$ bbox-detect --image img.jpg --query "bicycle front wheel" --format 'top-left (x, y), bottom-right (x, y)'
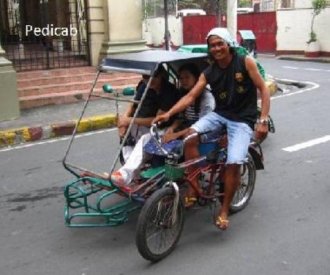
top-left (135, 187), bottom-right (184, 262)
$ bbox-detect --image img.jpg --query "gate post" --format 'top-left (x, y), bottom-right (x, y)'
top-left (100, 0), bottom-right (147, 58)
top-left (0, 37), bottom-right (20, 121)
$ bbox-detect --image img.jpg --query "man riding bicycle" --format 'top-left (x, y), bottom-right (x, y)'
top-left (153, 27), bottom-right (270, 230)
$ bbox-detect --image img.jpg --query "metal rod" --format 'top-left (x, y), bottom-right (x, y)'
top-left (91, 94), bottom-right (140, 103)
top-left (108, 65), bottom-right (158, 174)
top-left (62, 70), bottom-right (101, 177)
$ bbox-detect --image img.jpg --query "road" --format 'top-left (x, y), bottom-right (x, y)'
top-left (0, 57), bottom-right (329, 275)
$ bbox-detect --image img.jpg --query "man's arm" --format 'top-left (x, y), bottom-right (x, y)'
top-left (245, 56), bottom-right (270, 119)
top-left (245, 56), bottom-right (270, 140)
top-left (153, 74), bottom-right (207, 124)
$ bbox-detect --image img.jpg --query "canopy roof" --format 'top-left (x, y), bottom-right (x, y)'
top-left (100, 50), bottom-right (208, 75)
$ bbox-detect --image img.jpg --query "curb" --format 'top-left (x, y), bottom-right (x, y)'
top-left (277, 56), bottom-right (330, 63)
top-left (0, 114), bottom-right (117, 148)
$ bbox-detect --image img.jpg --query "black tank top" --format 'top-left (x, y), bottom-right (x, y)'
top-left (203, 54), bottom-right (257, 129)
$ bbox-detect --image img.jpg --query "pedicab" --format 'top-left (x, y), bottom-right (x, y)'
top-left (62, 49), bottom-right (264, 261)
top-left (62, 49), bottom-right (210, 227)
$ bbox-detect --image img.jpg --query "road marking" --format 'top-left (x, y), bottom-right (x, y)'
top-left (0, 128), bottom-right (116, 153)
top-left (305, 68), bottom-right (323, 72)
top-left (283, 66), bottom-right (330, 73)
top-left (283, 66), bottom-right (299, 70)
top-left (282, 135), bottom-right (330, 152)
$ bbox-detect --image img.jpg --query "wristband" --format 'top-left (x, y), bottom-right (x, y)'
top-left (257, 118), bottom-right (269, 125)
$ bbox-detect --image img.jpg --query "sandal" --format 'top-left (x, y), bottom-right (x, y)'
top-left (184, 196), bottom-right (197, 208)
top-left (215, 216), bottom-right (229, 230)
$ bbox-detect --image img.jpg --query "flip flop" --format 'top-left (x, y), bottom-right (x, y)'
top-left (215, 216), bottom-right (229, 230)
top-left (184, 196), bottom-right (197, 208)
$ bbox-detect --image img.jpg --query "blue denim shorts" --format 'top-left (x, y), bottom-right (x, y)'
top-left (191, 112), bottom-right (253, 164)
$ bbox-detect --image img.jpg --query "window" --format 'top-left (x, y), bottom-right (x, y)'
top-left (280, 0), bottom-right (294, 9)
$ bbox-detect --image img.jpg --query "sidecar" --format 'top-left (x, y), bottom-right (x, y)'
top-left (62, 49), bottom-right (209, 227)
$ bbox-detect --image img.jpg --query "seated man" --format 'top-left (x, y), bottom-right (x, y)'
top-left (153, 27), bottom-right (270, 230)
top-left (117, 66), bottom-right (180, 162)
top-left (111, 65), bottom-right (181, 182)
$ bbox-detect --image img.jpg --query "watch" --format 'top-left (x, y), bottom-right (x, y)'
top-left (257, 118), bottom-right (269, 125)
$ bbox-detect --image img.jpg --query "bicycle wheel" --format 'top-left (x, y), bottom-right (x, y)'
top-left (135, 187), bottom-right (184, 262)
top-left (230, 153), bottom-right (256, 213)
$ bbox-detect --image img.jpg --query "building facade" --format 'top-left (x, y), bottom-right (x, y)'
top-left (0, 0), bottom-right (146, 72)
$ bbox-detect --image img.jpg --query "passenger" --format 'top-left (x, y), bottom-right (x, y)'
top-left (162, 63), bottom-right (215, 144)
top-left (118, 66), bottom-right (179, 162)
top-left (111, 63), bottom-right (214, 186)
top-left (153, 27), bottom-right (270, 230)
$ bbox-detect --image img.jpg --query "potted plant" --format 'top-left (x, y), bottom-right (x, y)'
top-left (305, 0), bottom-right (327, 57)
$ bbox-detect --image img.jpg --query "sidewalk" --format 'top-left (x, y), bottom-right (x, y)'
top-left (1, 54), bottom-right (328, 148)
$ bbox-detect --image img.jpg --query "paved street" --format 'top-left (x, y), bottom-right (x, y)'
top-left (0, 57), bottom-right (330, 275)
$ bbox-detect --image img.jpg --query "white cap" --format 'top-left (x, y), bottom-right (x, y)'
top-left (206, 27), bottom-right (237, 47)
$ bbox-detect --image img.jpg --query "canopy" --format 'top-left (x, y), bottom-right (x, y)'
top-left (99, 50), bottom-right (208, 75)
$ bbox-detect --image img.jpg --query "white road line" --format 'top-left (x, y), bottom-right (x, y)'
top-left (0, 128), bottom-right (116, 153)
top-left (283, 66), bottom-right (329, 73)
top-left (305, 68), bottom-right (323, 72)
top-left (283, 66), bottom-right (299, 70)
top-left (282, 135), bottom-right (330, 152)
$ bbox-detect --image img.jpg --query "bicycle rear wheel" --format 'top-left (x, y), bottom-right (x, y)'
top-left (135, 187), bottom-right (184, 262)
top-left (230, 153), bottom-right (256, 213)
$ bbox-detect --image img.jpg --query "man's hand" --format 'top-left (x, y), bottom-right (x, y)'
top-left (117, 115), bottom-right (131, 138)
top-left (162, 132), bottom-right (180, 144)
top-left (152, 112), bottom-right (170, 125)
top-left (255, 123), bottom-right (268, 142)
top-left (118, 116), bottom-right (131, 127)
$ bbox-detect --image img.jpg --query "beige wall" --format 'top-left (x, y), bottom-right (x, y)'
top-left (99, 0), bottom-right (147, 57)
top-left (0, 58), bottom-right (19, 121)
top-left (107, 0), bottom-right (143, 41)
top-left (277, 7), bottom-right (330, 53)
top-left (86, 0), bottom-right (105, 66)
top-left (87, 0), bottom-right (146, 65)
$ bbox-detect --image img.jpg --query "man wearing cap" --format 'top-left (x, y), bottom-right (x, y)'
top-left (153, 27), bottom-right (270, 230)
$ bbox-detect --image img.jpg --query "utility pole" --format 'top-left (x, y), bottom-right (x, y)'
top-left (164, 0), bottom-right (170, 50)
top-left (216, 0), bottom-right (221, 27)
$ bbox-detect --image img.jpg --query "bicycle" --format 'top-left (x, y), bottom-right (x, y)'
top-left (135, 124), bottom-right (263, 262)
